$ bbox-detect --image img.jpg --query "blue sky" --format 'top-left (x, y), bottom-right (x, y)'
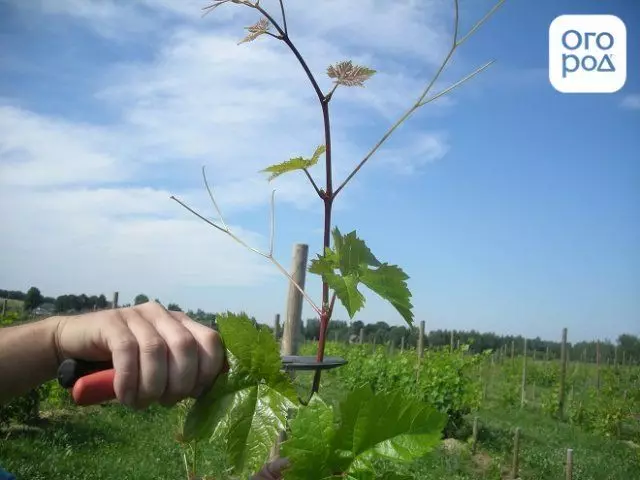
top-left (0, 0), bottom-right (638, 343)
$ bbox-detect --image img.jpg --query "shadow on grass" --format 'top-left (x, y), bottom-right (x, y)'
top-left (1, 408), bottom-right (122, 450)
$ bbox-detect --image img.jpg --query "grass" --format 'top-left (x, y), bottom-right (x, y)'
top-left (0, 298), bottom-right (23, 312)
top-left (1, 354), bottom-right (639, 479)
top-left (0, 402), bottom-right (228, 480)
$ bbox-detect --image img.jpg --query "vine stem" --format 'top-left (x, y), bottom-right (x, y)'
top-left (333, 0), bottom-right (506, 198)
top-left (189, 0), bottom-right (505, 398)
top-left (252, 2), bottom-right (334, 390)
top-left (169, 188), bottom-right (322, 317)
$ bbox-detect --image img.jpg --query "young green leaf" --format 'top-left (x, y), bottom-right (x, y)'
top-left (261, 145), bottom-right (326, 181)
top-left (281, 386), bottom-right (446, 479)
top-left (239, 17), bottom-right (270, 45)
top-left (182, 312), bottom-right (297, 476)
top-left (327, 60), bottom-right (376, 87)
top-left (309, 228), bottom-right (414, 325)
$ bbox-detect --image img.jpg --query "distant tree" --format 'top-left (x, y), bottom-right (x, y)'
top-left (23, 287), bottom-right (44, 311)
top-left (167, 303), bottom-right (182, 312)
top-left (134, 294), bottom-right (150, 305)
top-left (350, 320), bottom-right (364, 335)
top-left (96, 294), bottom-right (108, 309)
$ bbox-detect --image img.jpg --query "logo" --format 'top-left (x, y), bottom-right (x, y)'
top-left (549, 14), bottom-right (626, 93)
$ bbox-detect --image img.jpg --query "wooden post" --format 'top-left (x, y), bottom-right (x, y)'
top-left (112, 291), bottom-right (119, 309)
top-left (273, 244), bottom-right (308, 461)
top-left (450, 331), bottom-right (454, 352)
top-left (388, 340), bottom-right (394, 355)
top-left (622, 350), bottom-right (626, 366)
top-left (471, 416), bottom-right (479, 454)
top-left (511, 427), bottom-right (521, 479)
top-left (274, 313), bottom-right (281, 340)
top-left (596, 340), bottom-right (601, 393)
top-left (566, 448), bottom-right (573, 480)
top-left (532, 350), bottom-right (536, 361)
top-left (511, 340), bottom-right (515, 361)
top-left (521, 338), bottom-right (528, 408)
top-left (359, 328), bottom-right (364, 344)
top-left (334, 331), bottom-right (339, 343)
top-left (532, 382), bottom-right (536, 401)
top-left (456, 339), bottom-right (460, 350)
top-left (400, 336), bottom-right (405, 353)
top-left (280, 244), bottom-right (308, 358)
top-left (417, 321), bottom-right (425, 360)
top-left (614, 346), bottom-right (618, 366)
top-left (546, 346), bottom-right (550, 362)
top-left (559, 327), bottom-right (568, 419)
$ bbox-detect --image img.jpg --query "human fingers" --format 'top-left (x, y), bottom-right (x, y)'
top-left (168, 311), bottom-right (225, 398)
top-left (118, 307), bottom-right (168, 409)
top-left (134, 302), bottom-right (199, 406)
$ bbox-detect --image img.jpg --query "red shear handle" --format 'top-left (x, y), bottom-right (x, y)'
top-left (67, 358), bottom-right (229, 406)
top-left (72, 369), bottom-right (116, 406)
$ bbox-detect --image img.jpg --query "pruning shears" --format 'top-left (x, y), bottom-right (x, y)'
top-left (57, 355), bottom-right (347, 405)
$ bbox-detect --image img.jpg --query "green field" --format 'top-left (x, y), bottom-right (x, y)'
top-left (0, 298), bottom-right (24, 312)
top-left (1, 341), bottom-right (639, 479)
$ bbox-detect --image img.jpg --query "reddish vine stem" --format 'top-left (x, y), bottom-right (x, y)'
top-left (254, 3), bottom-right (334, 393)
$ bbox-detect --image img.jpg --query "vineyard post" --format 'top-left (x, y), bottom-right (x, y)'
top-left (274, 313), bottom-right (281, 340)
top-left (450, 331), bottom-right (454, 353)
top-left (559, 327), bottom-right (568, 420)
top-left (532, 382), bottom-right (536, 401)
top-left (622, 350), bottom-right (626, 366)
top-left (511, 340), bottom-right (515, 361)
top-left (271, 244), bottom-right (307, 461)
top-left (596, 340), bottom-right (601, 393)
top-left (359, 328), bottom-right (364, 345)
top-left (400, 336), bottom-right (405, 353)
top-left (456, 338), bottom-right (460, 350)
top-left (471, 416), bottom-right (479, 454)
top-left (418, 320), bottom-right (425, 359)
top-left (511, 427), bottom-right (521, 480)
top-left (372, 335), bottom-right (377, 353)
top-left (614, 346), bottom-right (618, 366)
top-left (112, 291), bottom-right (119, 309)
top-left (520, 338), bottom-right (527, 408)
top-left (388, 340), bottom-right (394, 355)
top-left (566, 448), bottom-right (573, 480)
top-left (546, 346), bottom-right (549, 362)
top-left (532, 349), bottom-right (536, 361)
top-left (280, 244), bottom-right (308, 358)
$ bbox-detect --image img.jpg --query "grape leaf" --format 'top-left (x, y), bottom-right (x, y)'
top-left (281, 386), bottom-right (445, 479)
top-left (323, 272), bottom-right (365, 318)
top-left (360, 265), bottom-right (412, 327)
top-left (309, 228), bottom-right (414, 325)
top-left (261, 145), bottom-right (326, 181)
top-left (327, 60), bottom-right (377, 87)
top-left (182, 312), bottom-right (297, 476)
top-left (239, 17), bottom-right (270, 45)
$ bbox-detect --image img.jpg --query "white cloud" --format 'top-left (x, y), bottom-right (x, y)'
top-left (620, 94), bottom-right (640, 110)
top-left (377, 132), bottom-right (450, 174)
top-left (0, 106), bottom-right (125, 187)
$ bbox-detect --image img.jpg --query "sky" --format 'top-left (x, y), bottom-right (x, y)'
top-left (0, 0), bottom-right (638, 343)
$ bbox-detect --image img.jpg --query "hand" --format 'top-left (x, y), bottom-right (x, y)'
top-left (54, 301), bottom-right (224, 409)
top-left (251, 458), bottom-right (289, 480)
